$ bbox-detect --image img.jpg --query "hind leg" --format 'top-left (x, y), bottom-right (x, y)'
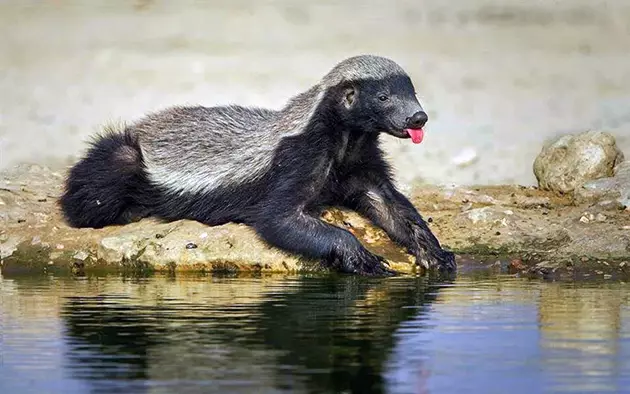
top-left (60, 130), bottom-right (147, 228)
top-left (117, 205), bottom-right (152, 224)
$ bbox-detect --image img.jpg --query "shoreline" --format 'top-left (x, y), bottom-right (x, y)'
top-left (2, 163), bottom-right (628, 280)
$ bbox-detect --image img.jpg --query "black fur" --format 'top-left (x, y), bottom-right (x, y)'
top-left (60, 61), bottom-right (456, 276)
top-left (60, 129), bottom-right (150, 228)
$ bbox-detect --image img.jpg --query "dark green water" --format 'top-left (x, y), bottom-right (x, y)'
top-left (1, 272), bottom-right (630, 394)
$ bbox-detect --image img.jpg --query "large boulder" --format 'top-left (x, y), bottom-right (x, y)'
top-left (533, 131), bottom-right (624, 194)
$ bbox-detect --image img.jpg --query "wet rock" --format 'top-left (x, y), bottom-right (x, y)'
top-left (534, 131), bottom-right (624, 194)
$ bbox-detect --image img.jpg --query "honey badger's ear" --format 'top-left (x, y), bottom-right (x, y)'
top-left (342, 85), bottom-right (357, 110)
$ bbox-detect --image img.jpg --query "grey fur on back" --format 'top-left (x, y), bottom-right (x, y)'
top-left (133, 55), bottom-right (408, 195)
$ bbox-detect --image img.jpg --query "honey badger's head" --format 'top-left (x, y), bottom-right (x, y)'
top-left (323, 55), bottom-right (428, 144)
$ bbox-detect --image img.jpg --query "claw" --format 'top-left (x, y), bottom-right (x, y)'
top-left (415, 248), bottom-right (457, 274)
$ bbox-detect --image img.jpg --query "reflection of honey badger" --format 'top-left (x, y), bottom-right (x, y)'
top-left (60, 55), bottom-right (456, 275)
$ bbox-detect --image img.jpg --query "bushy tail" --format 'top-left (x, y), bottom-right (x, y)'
top-left (60, 125), bottom-right (148, 228)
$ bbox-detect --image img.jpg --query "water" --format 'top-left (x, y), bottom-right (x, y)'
top-left (2, 273), bottom-right (630, 394)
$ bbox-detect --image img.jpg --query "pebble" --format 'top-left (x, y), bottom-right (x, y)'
top-left (200, 232), bottom-right (208, 239)
top-left (579, 212), bottom-right (596, 223)
top-left (186, 242), bottom-right (198, 249)
top-left (595, 213), bottom-right (607, 222)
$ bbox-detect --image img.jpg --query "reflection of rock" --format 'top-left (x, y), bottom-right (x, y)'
top-left (534, 131), bottom-right (624, 194)
top-left (1, 163), bottom-right (630, 276)
top-left (574, 160), bottom-right (630, 208)
top-left (538, 284), bottom-right (624, 380)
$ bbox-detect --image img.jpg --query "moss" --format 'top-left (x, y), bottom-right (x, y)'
top-left (452, 242), bottom-right (517, 257)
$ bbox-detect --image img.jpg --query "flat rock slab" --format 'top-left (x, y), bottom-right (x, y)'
top-left (2, 164), bottom-right (629, 278)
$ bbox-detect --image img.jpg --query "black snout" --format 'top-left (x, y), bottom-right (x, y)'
top-left (406, 111), bottom-right (428, 129)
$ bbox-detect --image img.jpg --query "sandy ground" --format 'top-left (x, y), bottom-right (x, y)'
top-left (1, 0), bottom-right (629, 186)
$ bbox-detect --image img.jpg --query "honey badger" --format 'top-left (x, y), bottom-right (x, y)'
top-left (60, 55), bottom-right (456, 275)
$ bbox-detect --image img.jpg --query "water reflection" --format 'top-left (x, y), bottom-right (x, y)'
top-left (1, 274), bottom-right (630, 394)
top-left (538, 284), bottom-right (630, 393)
top-left (59, 275), bottom-right (447, 393)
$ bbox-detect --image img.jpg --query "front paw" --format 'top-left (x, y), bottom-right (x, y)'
top-left (339, 248), bottom-right (397, 277)
top-left (415, 248), bottom-right (457, 273)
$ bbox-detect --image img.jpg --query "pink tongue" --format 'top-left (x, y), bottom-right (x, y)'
top-left (406, 128), bottom-right (425, 144)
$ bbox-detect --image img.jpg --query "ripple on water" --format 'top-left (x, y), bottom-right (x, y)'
top-left (1, 273), bottom-right (630, 393)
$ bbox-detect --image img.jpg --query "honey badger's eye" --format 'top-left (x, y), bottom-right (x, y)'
top-left (378, 94), bottom-right (389, 102)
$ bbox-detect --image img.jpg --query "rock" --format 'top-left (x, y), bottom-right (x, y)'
top-left (2, 163), bottom-right (630, 276)
top-left (0, 235), bottom-right (23, 259)
top-left (574, 160), bottom-right (630, 207)
top-left (596, 199), bottom-right (626, 211)
top-left (73, 251), bottom-right (89, 261)
top-left (98, 233), bottom-right (142, 263)
top-left (534, 131), bottom-right (624, 194)
top-left (512, 194), bottom-right (550, 208)
top-left (460, 206), bottom-right (519, 226)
